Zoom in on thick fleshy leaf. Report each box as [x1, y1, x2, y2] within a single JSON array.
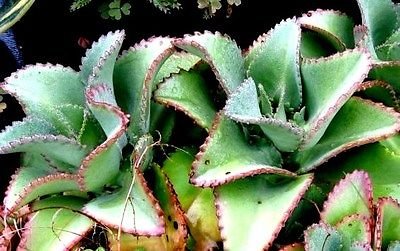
[[162, 149, 200, 211], [83, 166, 164, 235], [246, 18, 302, 109], [374, 197, 400, 250], [350, 242, 373, 251], [80, 30, 125, 88], [336, 215, 372, 249], [321, 171, 373, 226], [224, 77, 262, 121], [19, 196, 93, 251], [376, 28, 400, 61], [388, 241, 400, 251], [298, 9, 355, 50], [356, 0, 398, 48], [154, 70, 217, 130], [162, 150, 221, 248], [2, 64, 85, 111], [300, 31, 335, 58], [3, 165, 80, 213], [295, 97, 400, 173], [154, 51, 201, 84], [191, 113, 288, 187], [153, 165, 188, 250], [173, 31, 245, 94], [78, 84, 129, 191], [77, 109, 105, 149], [0, 0, 35, 33], [370, 62, 400, 92], [358, 80, 398, 109], [131, 133, 154, 172], [304, 223, 343, 251], [215, 174, 313, 251], [301, 49, 371, 149], [114, 36, 175, 141]]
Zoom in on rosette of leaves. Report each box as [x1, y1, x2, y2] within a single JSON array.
[[280, 170, 400, 251], [0, 30, 203, 250], [149, 4, 400, 251]]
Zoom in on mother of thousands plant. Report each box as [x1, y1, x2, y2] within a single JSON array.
[[1, 0, 400, 250]]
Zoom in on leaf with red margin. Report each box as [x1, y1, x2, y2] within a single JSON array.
[[223, 77, 305, 152], [294, 97, 400, 173], [357, 80, 399, 109], [214, 174, 313, 251], [335, 214, 372, 249], [374, 197, 400, 250], [370, 61, 400, 92], [304, 222, 343, 251], [78, 84, 129, 191], [300, 49, 371, 149], [173, 31, 245, 95], [298, 9, 355, 50], [316, 140, 400, 202], [3, 165, 80, 213], [245, 18, 302, 110], [80, 30, 125, 88], [320, 170, 373, 226], [162, 150, 221, 248], [114, 36, 175, 142], [18, 196, 93, 251], [191, 112, 290, 187], [350, 242, 373, 251], [152, 165, 188, 250], [154, 70, 217, 130], [82, 162, 164, 236]]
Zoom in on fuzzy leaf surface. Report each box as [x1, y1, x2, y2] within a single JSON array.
[[336, 215, 372, 249], [301, 49, 371, 149], [375, 197, 400, 250], [173, 31, 245, 94], [298, 9, 355, 50], [246, 19, 302, 109], [304, 223, 343, 251], [370, 62, 400, 92], [154, 70, 216, 130], [215, 174, 313, 251], [20, 196, 93, 251], [295, 97, 400, 172], [114, 37, 174, 141], [82, 166, 164, 235], [321, 171, 373, 226], [191, 113, 287, 187]]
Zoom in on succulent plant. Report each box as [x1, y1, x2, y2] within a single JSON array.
[[1, 0, 400, 250], [281, 170, 400, 251]]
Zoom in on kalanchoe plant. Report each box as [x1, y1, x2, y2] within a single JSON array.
[[281, 170, 400, 251], [2, 0, 400, 250]]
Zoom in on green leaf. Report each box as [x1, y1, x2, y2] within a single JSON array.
[[301, 49, 371, 149], [304, 223, 343, 251], [82, 165, 164, 235], [356, 0, 398, 48], [191, 113, 288, 187], [298, 9, 355, 50], [0, 0, 35, 32], [360, 80, 398, 109], [295, 97, 400, 173], [246, 18, 302, 109], [154, 70, 217, 130], [321, 171, 373, 226], [388, 241, 400, 251], [335, 215, 372, 249], [154, 51, 201, 84], [375, 197, 400, 250], [215, 174, 313, 251], [152, 165, 188, 250], [370, 62, 400, 92], [173, 31, 245, 94], [300, 31, 334, 58], [80, 30, 125, 88], [376, 28, 400, 60], [316, 141, 400, 202], [350, 242, 373, 251], [114, 36, 175, 142], [4, 165, 80, 213], [20, 196, 93, 251], [162, 149, 200, 211]]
